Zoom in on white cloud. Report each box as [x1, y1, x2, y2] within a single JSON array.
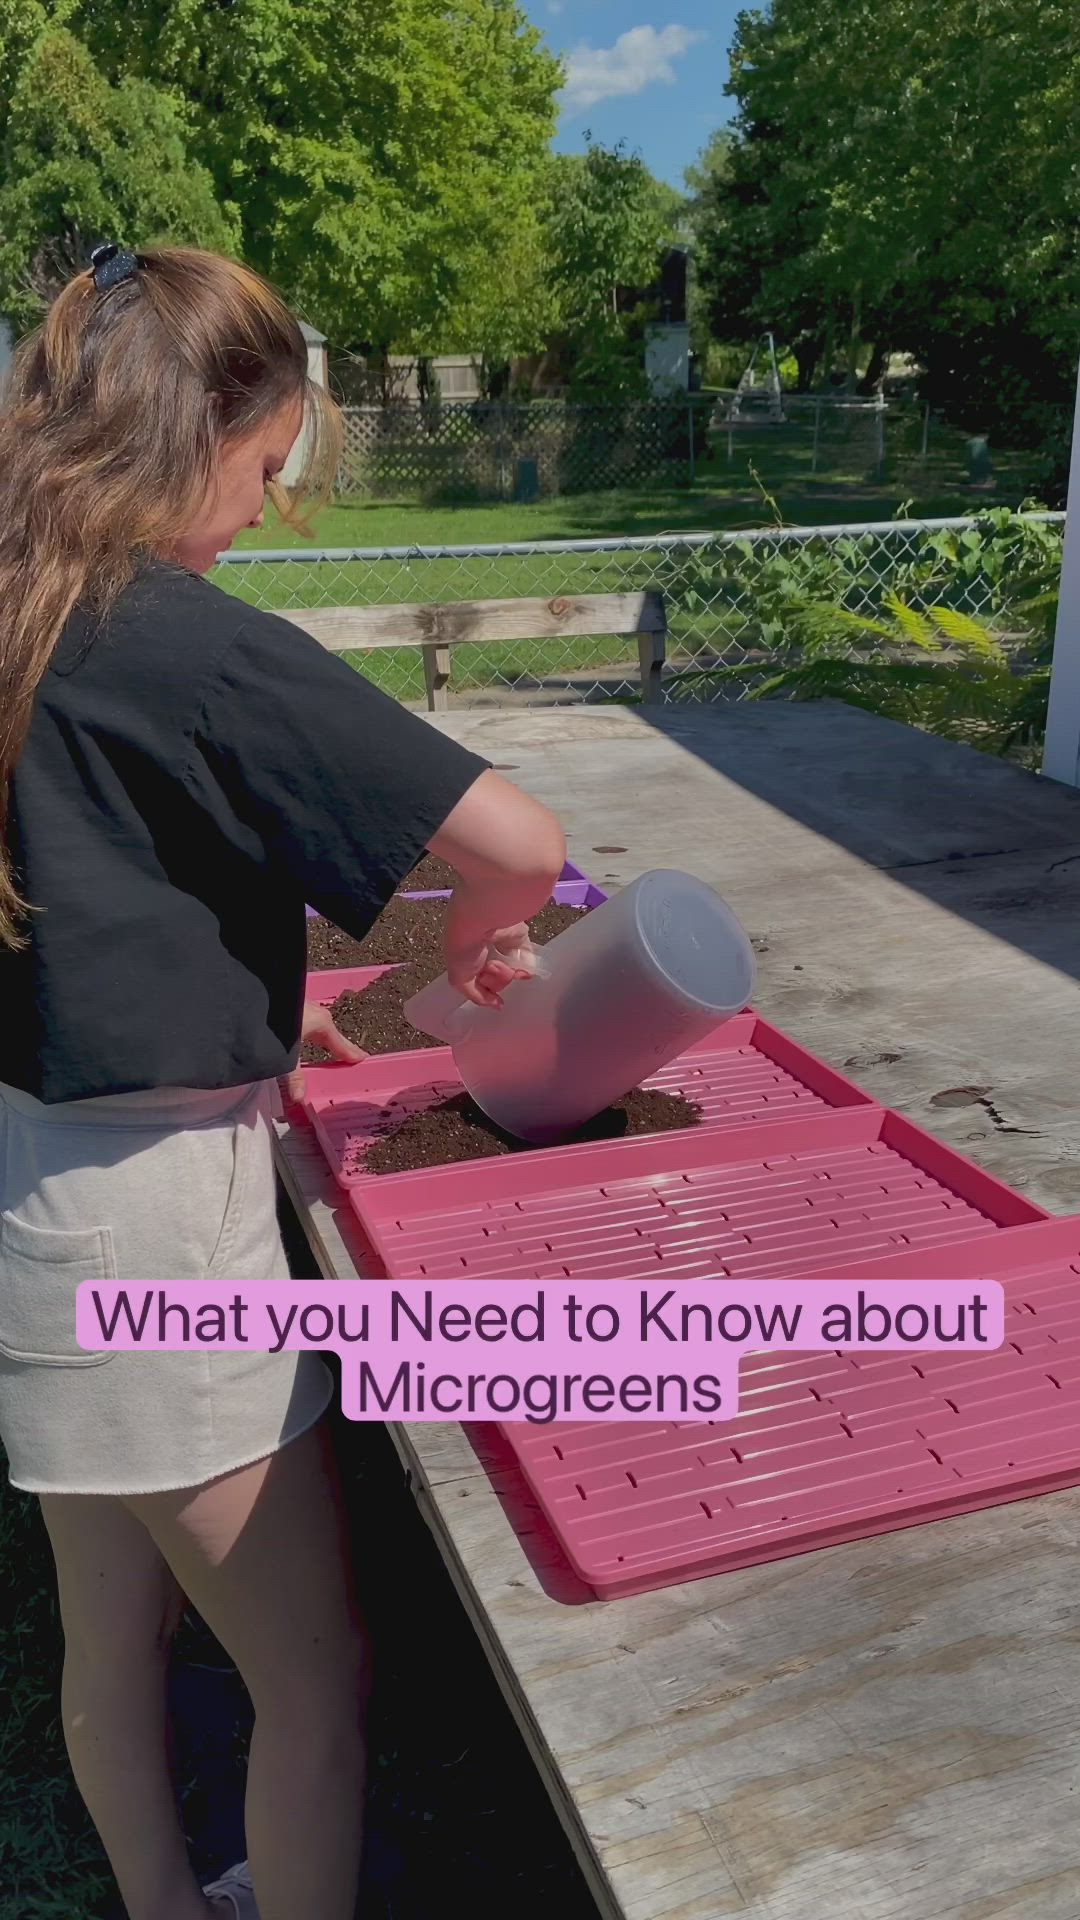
[[560, 24, 706, 116], [548, 1, 565, 13]]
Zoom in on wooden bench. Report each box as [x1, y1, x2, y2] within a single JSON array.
[[277, 591, 667, 710]]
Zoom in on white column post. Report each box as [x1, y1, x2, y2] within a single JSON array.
[[1041, 358, 1080, 784], [282, 322, 328, 486]]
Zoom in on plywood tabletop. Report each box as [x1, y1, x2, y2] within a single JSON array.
[[276, 703, 1080, 1919]]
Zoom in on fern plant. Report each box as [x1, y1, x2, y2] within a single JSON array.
[[723, 587, 1053, 762], [663, 506, 1061, 766]]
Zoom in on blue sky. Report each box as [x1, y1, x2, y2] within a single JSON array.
[[530, 2, 744, 189]]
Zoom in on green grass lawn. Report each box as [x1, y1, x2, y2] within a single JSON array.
[[235, 410, 1042, 554], [237, 459, 1023, 555], [211, 423, 1043, 706]]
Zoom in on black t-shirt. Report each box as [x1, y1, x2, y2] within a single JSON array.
[[0, 560, 490, 1102]]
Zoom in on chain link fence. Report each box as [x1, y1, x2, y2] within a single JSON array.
[[332, 396, 1057, 503], [336, 397, 701, 501], [212, 513, 1065, 711]]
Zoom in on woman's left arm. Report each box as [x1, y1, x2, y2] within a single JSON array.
[[278, 1001, 368, 1115]]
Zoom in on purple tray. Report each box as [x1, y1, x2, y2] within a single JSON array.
[[307, 871, 607, 918], [398, 855, 596, 902], [396, 878, 607, 907]]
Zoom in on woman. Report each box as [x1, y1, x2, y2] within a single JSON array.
[[0, 244, 566, 1920]]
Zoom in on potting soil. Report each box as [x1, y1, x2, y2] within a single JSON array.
[[303, 967, 439, 1060], [355, 1087, 704, 1176], [396, 852, 458, 891], [303, 900, 586, 1060], [306, 896, 583, 975]]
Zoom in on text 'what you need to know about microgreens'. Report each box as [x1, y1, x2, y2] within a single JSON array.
[[76, 1279, 1005, 1425]]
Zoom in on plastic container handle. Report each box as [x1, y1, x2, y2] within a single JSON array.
[[404, 947, 551, 1044]]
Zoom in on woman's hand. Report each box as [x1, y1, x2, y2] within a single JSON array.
[[445, 921, 537, 1010], [279, 1002, 368, 1114], [428, 772, 563, 1013]]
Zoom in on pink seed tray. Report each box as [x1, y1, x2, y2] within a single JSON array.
[[293, 905, 1080, 1597], [502, 1216, 1080, 1596], [306, 963, 397, 1003], [352, 1104, 1044, 1283], [300, 1012, 877, 1193]]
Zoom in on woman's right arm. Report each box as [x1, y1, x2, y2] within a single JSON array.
[[426, 770, 567, 1008], [190, 610, 567, 1007]]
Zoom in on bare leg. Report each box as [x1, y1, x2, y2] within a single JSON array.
[[130, 1417, 371, 1920], [39, 1493, 216, 1920]]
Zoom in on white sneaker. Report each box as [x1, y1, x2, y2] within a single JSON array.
[[201, 1859, 260, 1918]]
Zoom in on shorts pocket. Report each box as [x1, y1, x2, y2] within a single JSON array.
[[203, 1086, 266, 1278], [0, 1212, 119, 1366]]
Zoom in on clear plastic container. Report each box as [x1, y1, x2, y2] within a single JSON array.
[[404, 869, 756, 1145]]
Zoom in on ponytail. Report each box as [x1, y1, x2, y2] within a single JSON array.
[[0, 247, 340, 947]]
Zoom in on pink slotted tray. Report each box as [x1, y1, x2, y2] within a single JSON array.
[[293, 947, 1080, 1597], [300, 1011, 876, 1192], [502, 1215, 1080, 1596], [352, 1104, 1044, 1283], [306, 963, 398, 1004]]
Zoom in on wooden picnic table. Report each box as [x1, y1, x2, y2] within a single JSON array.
[[276, 701, 1080, 1920]]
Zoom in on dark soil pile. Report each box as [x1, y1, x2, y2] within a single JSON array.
[[306, 896, 438, 971], [396, 852, 458, 892], [356, 1087, 703, 1177], [302, 899, 586, 1062], [515, 902, 584, 945], [305, 918, 372, 971], [303, 966, 437, 1060]]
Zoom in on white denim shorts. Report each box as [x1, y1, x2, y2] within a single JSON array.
[[0, 1078, 333, 1496]]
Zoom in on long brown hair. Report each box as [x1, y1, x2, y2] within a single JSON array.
[[0, 246, 341, 948]]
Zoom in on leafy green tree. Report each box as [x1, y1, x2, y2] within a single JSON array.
[[0, 21, 237, 330], [77, 0, 563, 354], [542, 140, 679, 397], [682, 129, 732, 365], [446, 217, 559, 396], [693, 0, 1079, 415], [546, 142, 674, 326]]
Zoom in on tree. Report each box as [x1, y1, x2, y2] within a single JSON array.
[[0, 21, 237, 330], [683, 129, 742, 370], [446, 216, 558, 395], [692, 0, 1079, 413], [546, 142, 675, 326], [542, 140, 680, 397], [76, 0, 564, 355]]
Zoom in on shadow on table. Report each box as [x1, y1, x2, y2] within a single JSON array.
[[458, 1424, 597, 1607], [637, 700, 1080, 985]]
